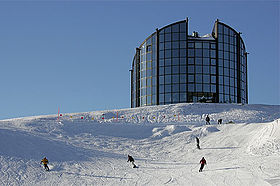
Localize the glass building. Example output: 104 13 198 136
130 18 248 108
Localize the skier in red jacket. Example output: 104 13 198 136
199 157 207 172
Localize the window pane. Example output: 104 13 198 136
172 84 180 92
188 84 194 91
172 74 180 83
180 49 186 57
203 49 209 57
172 66 180 74
203 84 210 92
224 68 229 76
159 93 164 103
159 67 164 75
195 42 202 48
180 33 186 40
180 58 186 65
180 41 186 48
172 49 179 57
203 66 209 74
203 75 210 83
196 74 202 83
180 22 186 32
180 93 187 102
180 84 186 92
165 75 171 84
159 85 164 93
188 66 195 73
211 85 216 93
211 76 216 83
165 42 171 49
147 87 152 95
188 42 194 48
196 66 202 73
219 76 223 85
211 66 216 74
171 58 178 66
172 41 180 49
196 58 203 65
172 24 179 32
165 59 171 66
219 84 224 93
172 33 179 41
188 75 194 82
224 77 230 85
180 74 187 83
165 66 171 74
159 43 164 50
172 93 180 102
159 34 164 42
180 66 187 73
159 51 164 59
165 85 171 92
165 93 171 102
165 50 171 58
210 50 216 58
196 49 203 57
188 49 194 57
159 76 164 84
203 42 209 48
188 58 194 64
165 33 171 41
196 84 202 92
203 58 210 66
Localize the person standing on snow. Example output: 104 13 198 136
199 157 207 172
196 137 200 149
205 115 210 125
127 155 137 168
41 157 49 171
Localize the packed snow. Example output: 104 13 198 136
0 103 279 186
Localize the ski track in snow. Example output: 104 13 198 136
0 103 279 186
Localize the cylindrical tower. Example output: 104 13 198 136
131 19 248 108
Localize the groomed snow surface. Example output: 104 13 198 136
0 103 280 186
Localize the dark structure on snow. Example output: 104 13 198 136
130 18 248 108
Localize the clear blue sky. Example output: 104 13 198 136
0 1 279 120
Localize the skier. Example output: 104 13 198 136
41 157 49 171
196 137 200 149
205 115 210 125
218 118 222 124
199 157 207 172
127 155 137 168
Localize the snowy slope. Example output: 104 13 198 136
0 103 279 186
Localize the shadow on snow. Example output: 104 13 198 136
202 147 240 150
205 166 243 171
0 129 121 162
55 171 132 180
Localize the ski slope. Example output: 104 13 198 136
0 103 279 186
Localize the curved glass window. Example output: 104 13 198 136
131 20 247 107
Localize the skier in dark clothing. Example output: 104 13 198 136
199 157 207 172
205 115 210 125
218 119 222 124
196 137 200 149
127 155 137 168
41 157 49 171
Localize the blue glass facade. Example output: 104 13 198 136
131 19 248 108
